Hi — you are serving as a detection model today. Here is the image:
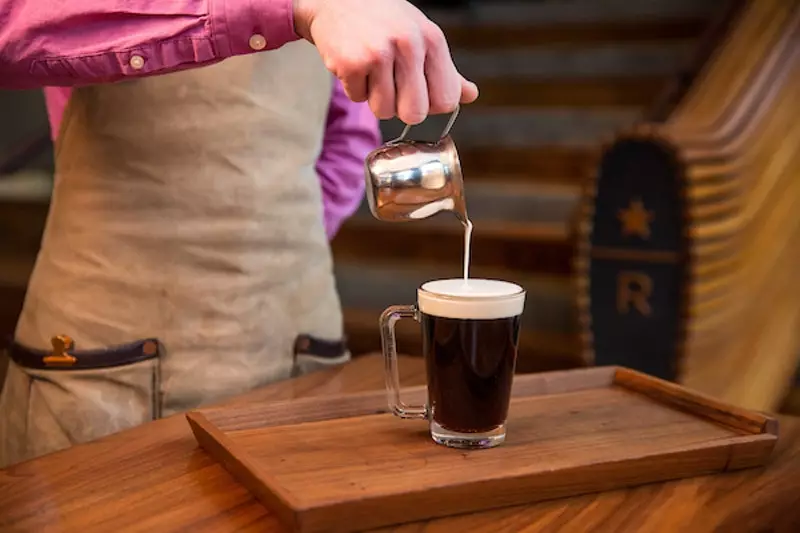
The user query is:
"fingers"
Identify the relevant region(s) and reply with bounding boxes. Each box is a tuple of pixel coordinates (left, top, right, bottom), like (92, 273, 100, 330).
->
(325, 49, 370, 103)
(460, 77, 479, 104)
(392, 19, 476, 123)
(311, 1, 476, 124)
(346, 22, 470, 124)
(366, 48, 397, 120)
(393, 33, 429, 124)
(422, 24, 461, 116)
(340, 73, 368, 103)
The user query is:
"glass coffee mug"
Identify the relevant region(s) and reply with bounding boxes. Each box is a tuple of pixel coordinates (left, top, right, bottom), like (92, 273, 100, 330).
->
(380, 279, 526, 449)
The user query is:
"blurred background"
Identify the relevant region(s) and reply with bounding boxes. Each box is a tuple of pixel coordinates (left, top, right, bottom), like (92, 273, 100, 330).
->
(1, 0, 798, 414)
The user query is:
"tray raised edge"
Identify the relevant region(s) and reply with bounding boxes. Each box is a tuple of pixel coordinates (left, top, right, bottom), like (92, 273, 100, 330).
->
(186, 366, 779, 532)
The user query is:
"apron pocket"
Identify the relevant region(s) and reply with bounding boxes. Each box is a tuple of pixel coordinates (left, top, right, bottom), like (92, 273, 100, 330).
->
(292, 334, 351, 377)
(5, 336, 162, 459)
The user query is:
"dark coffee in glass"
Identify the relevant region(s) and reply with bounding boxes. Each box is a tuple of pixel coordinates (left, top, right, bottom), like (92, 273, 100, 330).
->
(381, 279, 525, 449)
(422, 313, 521, 434)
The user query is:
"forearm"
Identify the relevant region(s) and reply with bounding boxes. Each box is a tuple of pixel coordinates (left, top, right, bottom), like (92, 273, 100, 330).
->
(0, 0, 299, 89)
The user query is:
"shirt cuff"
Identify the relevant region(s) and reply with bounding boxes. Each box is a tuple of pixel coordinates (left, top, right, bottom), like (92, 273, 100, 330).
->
(213, 0, 301, 57)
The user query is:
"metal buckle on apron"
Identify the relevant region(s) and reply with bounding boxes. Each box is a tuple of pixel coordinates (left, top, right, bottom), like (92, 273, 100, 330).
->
(42, 335, 78, 367)
(8, 336, 160, 371)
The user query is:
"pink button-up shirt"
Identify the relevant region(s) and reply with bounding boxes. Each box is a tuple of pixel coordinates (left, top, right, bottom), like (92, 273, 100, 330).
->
(0, 0, 381, 239)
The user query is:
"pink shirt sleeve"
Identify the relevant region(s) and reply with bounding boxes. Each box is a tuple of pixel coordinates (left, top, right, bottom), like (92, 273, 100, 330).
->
(0, 0, 299, 89)
(317, 79, 382, 240)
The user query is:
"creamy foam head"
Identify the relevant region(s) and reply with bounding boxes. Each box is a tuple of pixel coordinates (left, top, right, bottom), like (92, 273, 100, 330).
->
(418, 279, 525, 320)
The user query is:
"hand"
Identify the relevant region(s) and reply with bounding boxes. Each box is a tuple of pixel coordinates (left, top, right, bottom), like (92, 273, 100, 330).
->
(293, 0, 479, 125)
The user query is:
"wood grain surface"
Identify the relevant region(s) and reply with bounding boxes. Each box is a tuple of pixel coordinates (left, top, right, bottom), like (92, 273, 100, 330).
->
(1, 355, 798, 533)
(187, 367, 776, 533)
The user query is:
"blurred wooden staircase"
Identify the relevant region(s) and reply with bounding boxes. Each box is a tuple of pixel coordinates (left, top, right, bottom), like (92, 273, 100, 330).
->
(0, 0, 743, 380)
(333, 0, 733, 372)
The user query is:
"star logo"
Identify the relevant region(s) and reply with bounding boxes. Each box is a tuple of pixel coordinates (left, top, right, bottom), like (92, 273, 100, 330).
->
(617, 198, 655, 239)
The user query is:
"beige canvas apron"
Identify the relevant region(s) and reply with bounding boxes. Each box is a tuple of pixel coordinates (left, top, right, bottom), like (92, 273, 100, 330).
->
(0, 42, 347, 467)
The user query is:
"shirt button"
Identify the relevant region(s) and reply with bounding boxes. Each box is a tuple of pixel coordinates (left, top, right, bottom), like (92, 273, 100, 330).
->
(249, 34, 267, 51)
(129, 55, 145, 70)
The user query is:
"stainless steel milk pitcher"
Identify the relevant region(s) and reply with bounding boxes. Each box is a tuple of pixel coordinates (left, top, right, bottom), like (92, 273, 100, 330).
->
(364, 107, 467, 224)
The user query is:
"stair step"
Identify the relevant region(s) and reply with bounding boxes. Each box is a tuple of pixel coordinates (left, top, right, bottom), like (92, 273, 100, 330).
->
(0, 171, 52, 200)
(471, 77, 669, 109)
(458, 146, 599, 182)
(341, 178, 578, 271)
(0, 195, 48, 259)
(337, 178, 579, 275)
(454, 42, 695, 78)
(335, 261, 578, 335)
(343, 308, 582, 373)
(0, 255, 37, 287)
(332, 220, 574, 277)
(354, 180, 580, 226)
(425, 0, 720, 26)
(0, 91, 51, 174)
(0, 284, 26, 347)
(442, 18, 709, 49)
(380, 107, 642, 148)
(336, 260, 582, 371)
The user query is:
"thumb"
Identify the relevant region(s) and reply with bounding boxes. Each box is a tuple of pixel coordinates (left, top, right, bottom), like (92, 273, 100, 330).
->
(460, 78, 479, 104)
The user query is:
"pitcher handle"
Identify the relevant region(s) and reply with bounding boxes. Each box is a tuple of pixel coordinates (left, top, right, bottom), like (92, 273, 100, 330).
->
(391, 104, 461, 144)
(379, 305, 428, 419)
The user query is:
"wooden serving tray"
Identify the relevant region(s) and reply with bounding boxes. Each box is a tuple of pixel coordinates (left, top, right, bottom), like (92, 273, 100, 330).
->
(186, 366, 778, 533)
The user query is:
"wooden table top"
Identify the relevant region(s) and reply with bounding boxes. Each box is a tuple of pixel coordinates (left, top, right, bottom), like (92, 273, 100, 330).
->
(1, 354, 799, 533)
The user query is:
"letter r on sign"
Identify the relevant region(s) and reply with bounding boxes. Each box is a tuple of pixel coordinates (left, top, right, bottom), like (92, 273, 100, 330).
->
(617, 272, 653, 316)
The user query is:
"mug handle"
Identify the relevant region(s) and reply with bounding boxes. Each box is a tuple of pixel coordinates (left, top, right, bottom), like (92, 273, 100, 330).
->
(379, 305, 429, 420)
(391, 105, 461, 145)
